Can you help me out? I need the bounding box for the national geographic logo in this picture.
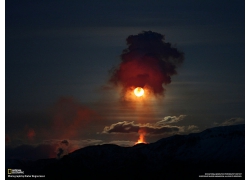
[7,169,24,174]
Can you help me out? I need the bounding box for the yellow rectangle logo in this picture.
[8,169,12,174]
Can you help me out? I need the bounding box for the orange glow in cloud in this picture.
[109,31,184,97]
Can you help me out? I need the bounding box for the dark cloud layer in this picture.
[109,31,184,95]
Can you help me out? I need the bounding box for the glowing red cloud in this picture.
[51,97,97,139]
[110,31,184,96]
[27,128,36,140]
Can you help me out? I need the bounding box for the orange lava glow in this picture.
[135,130,147,144]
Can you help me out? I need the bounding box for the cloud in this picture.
[50,97,97,139]
[186,125,199,133]
[27,128,36,141]
[102,121,183,135]
[103,121,139,134]
[102,115,202,137]
[109,31,184,96]
[5,97,101,147]
[216,117,245,126]
[156,115,186,124]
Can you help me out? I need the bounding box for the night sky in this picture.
[5,0,245,160]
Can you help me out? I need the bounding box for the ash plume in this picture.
[109,31,184,95]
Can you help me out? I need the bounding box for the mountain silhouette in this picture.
[6,124,245,179]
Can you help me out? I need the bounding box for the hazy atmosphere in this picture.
[5,0,244,160]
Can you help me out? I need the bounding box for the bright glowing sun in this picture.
[134,87,144,97]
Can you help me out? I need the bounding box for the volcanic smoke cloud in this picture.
[110,31,184,95]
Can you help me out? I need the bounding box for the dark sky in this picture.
[5,0,245,160]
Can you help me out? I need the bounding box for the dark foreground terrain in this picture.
[6,124,245,179]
